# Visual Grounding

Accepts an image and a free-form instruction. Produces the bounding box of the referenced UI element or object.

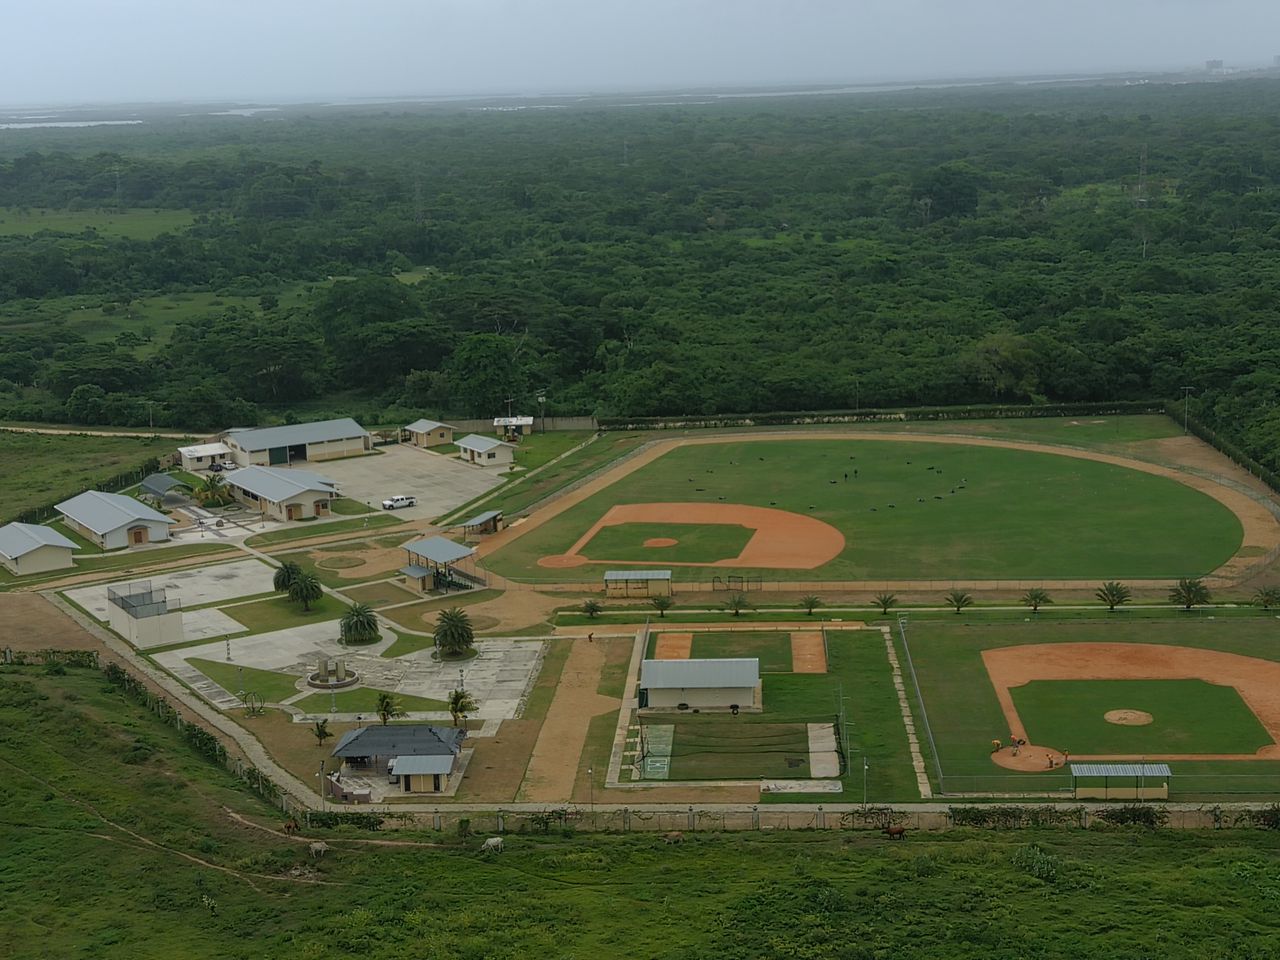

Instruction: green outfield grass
[1011,679,1273,755]
[901,619,1280,798]
[484,435,1243,582]
[648,630,795,672]
[581,522,754,564]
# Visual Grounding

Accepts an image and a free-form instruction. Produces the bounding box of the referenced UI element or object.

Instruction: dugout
[1069,763,1170,801]
[604,569,672,598]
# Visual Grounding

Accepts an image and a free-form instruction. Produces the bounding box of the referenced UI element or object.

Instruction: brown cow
[282,817,300,836]
[882,826,907,841]
[661,831,685,844]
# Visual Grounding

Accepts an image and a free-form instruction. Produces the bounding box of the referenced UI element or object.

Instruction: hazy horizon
[4,1,1280,106]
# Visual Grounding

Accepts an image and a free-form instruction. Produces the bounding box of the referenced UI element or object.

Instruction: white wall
[107,604,184,647]
[645,686,756,709]
[2,544,74,576]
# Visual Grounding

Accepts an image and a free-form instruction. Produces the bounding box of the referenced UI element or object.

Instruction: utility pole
[1180,386,1194,435]
[862,756,869,812]
[504,397,514,419]
[537,393,547,433]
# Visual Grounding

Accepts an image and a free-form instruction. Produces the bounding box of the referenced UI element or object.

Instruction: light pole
[537,393,547,433]
[1181,386,1194,435]
[587,765,594,820]
[862,756,869,812]
[317,760,326,812]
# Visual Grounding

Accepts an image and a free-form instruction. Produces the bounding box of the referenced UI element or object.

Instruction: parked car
[221,462,239,472]
[208,462,223,472]
[382,494,417,510]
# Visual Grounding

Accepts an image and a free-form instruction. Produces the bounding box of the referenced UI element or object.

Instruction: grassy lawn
[222,593,346,634]
[0,206,195,238]
[330,497,376,516]
[245,513,404,547]
[48,519,106,554]
[0,430,182,522]
[1011,679,1272,755]
[380,630,435,658]
[902,619,1280,797]
[511,431,594,471]
[186,658,301,703]
[693,631,795,672]
[291,689,448,714]
[647,718,810,779]
[486,436,1243,582]
[342,580,419,608]
[14,665,1280,958]
[581,522,753,563]
[377,589,502,631]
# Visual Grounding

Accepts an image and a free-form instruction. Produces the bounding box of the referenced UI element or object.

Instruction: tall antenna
[1135,144,1148,206]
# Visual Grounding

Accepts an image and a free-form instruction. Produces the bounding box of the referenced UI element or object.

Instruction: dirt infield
[538,502,845,570]
[789,632,827,673]
[983,642,1280,761]
[475,429,1280,586]
[654,633,693,659]
[1106,709,1154,726]
[644,537,679,548]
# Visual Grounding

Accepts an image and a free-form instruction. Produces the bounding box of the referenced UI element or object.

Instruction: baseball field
[482,433,1261,582]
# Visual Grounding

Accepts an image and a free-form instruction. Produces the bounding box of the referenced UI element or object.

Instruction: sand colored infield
[983,642,1280,762]
[790,632,828,673]
[1106,709,1154,726]
[540,501,845,570]
[644,537,679,548]
[654,633,693,659]
[992,746,1067,772]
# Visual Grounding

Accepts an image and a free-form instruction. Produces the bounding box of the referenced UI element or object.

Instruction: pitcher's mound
[992,745,1066,771]
[1105,709,1154,726]
[643,537,679,548]
[537,553,590,568]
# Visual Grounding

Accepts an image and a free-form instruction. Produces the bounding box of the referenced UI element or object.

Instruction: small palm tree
[435,608,475,658]
[1096,581,1132,612]
[312,719,333,747]
[722,593,752,617]
[194,473,232,507]
[650,596,674,618]
[448,688,478,727]
[1169,577,1211,611]
[874,592,898,616]
[1021,589,1052,613]
[376,692,406,726]
[581,599,603,619]
[1253,586,1280,610]
[945,590,973,614]
[288,571,323,612]
[800,596,823,616]
[273,560,302,593]
[340,602,380,645]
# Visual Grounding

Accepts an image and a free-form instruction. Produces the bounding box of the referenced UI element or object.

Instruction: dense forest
[1,81,1279,469]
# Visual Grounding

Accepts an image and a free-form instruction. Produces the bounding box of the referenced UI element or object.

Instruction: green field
[645,718,812,779]
[187,658,301,703]
[901,619,1280,797]
[582,522,754,563]
[484,436,1243,581]
[650,630,795,673]
[222,593,347,634]
[1011,679,1273,755]
[0,206,195,238]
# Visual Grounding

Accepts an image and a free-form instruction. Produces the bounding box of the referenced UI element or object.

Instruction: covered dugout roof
[404,536,474,565]
[226,417,368,452]
[0,522,77,560]
[460,509,502,528]
[641,658,760,690]
[604,570,672,581]
[1070,763,1172,778]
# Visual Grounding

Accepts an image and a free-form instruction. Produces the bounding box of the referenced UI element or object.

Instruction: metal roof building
[332,724,465,759]
[405,536,474,565]
[56,490,176,550]
[604,569,673,597]
[227,418,369,452]
[457,434,511,454]
[641,658,760,690]
[139,473,190,499]
[1069,763,1172,801]
[0,522,77,575]
[225,466,337,503]
[405,418,452,434]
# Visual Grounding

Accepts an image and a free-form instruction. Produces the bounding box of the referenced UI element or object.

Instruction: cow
[309,841,330,858]
[661,831,684,845]
[282,817,300,836]
[882,826,907,841]
[480,836,504,854]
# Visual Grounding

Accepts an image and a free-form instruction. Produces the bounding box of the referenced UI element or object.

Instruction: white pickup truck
[381,495,417,510]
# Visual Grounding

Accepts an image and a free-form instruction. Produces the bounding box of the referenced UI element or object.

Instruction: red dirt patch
[991,745,1067,771]
[654,633,693,659]
[1105,709,1154,726]
[983,642,1280,762]
[551,502,845,570]
[643,537,679,548]
[537,553,591,568]
[790,632,827,673]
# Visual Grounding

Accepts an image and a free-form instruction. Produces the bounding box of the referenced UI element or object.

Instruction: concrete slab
[807,722,840,778]
[65,558,276,621]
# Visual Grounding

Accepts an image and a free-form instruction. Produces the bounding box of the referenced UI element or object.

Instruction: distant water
[0,119,144,130]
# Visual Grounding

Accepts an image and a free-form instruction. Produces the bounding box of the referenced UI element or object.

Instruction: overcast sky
[5,0,1280,104]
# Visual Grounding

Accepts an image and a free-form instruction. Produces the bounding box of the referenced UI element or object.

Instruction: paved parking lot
[301,444,504,520]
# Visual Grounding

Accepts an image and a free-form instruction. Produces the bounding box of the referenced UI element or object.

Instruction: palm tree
[375,692,407,726]
[311,719,333,747]
[873,592,898,616]
[800,595,823,616]
[340,602,381,645]
[581,599,603,619]
[194,473,232,507]
[650,596,674,618]
[448,688,478,727]
[287,571,323,612]
[945,590,973,614]
[1021,589,1052,613]
[273,560,302,593]
[1169,577,1211,611]
[435,608,475,658]
[1253,586,1280,610]
[722,593,752,617]
[1096,581,1131,611]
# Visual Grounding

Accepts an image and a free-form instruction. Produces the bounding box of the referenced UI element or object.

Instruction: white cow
[480,836,504,854]
[309,841,330,858]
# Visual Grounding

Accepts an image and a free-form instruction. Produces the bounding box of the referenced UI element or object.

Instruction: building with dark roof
[332,724,467,794]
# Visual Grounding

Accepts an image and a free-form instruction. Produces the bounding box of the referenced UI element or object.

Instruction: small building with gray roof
[403,418,454,448]
[224,417,370,467]
[639,657,761,711]
[400,536,480,593]
[456,433,514,468]
[0,522,78,575]
[332,724,467,794]
[55,490,176,550]
[224,466,338,521]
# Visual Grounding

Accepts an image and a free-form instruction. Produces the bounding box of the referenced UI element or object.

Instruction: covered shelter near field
[56,490,176,550]
[331,724,466,795]
[224,417,370,467]
[224,466,338,521]
[403,418,455,448]
[639,657,761,711]
[1069,763,1171,801]
[0,522,77,575]
[459,509,503,539]
[138,473,191,506]
[494,415,534,440]
[604,569,673,598]
[400,536,481,593]
[457,434,514,468]
[177,441,232,472]
[106,580,184,648]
